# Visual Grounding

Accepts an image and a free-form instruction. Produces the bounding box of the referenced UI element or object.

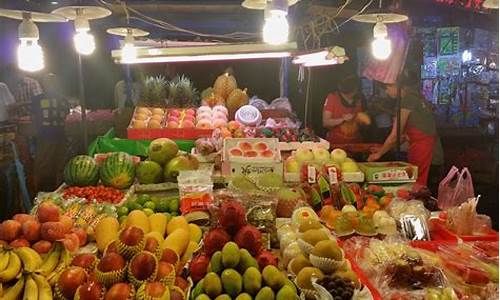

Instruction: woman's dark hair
[338,75,360,94]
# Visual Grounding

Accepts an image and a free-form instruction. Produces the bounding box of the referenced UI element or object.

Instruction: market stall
[0,1,498,300]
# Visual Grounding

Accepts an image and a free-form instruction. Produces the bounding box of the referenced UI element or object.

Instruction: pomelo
[148,138,179,165]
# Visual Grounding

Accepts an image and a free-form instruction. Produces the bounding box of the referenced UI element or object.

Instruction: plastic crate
[430,218,499,242]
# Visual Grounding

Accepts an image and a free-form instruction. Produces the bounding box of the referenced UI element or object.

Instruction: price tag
[308,165,316,184]
[328,167,338,184]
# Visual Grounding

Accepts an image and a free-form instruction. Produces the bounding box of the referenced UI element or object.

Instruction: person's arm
[368,108,411,161]
[323,110,353,128]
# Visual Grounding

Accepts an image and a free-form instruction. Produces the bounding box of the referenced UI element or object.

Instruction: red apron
[406,126,436,186]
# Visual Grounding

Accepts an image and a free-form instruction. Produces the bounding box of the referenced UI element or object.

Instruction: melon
[136,161,163,184]
[63,155,99,186]
[99,152,136,189]
[226,88,249,119]
[213,73,237,100]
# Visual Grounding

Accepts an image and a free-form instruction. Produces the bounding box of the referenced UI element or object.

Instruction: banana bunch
[0,244,72,300]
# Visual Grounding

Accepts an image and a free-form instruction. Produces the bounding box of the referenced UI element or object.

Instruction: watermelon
[99,152,136,189]
[63,155,100,186]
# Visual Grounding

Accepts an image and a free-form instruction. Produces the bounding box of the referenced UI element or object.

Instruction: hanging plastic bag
[437,166,475,210]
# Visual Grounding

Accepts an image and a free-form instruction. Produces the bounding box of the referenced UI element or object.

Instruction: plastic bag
[437,166,475,210]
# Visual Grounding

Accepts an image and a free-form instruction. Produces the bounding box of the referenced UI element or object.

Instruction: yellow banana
[32,273,53,300]
[0,250,10,272]
[23,275,38,300]
[0,252,22,282]
[14,247,43,273]
[36,244,61,276]
[47,246,72,287]
[2,276,25,300]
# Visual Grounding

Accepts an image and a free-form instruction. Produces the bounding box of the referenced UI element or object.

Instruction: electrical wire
[95,0,258,40]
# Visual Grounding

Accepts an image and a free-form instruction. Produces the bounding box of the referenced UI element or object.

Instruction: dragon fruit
[234,225,262,256]
[219,201,247,236]
[195,138,216,156]
[203,228,231,256]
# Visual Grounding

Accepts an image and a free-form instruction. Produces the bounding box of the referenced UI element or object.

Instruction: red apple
[119,226,144,246]
[98,253,126,272]
[58,267,88,299]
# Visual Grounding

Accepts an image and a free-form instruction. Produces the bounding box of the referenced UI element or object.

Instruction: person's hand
[367,152,382,162]
[343,114,354,122]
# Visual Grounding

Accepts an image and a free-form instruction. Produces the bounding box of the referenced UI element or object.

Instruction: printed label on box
[308,165,316,184]
[373,169,410,181]
[328,167,338,184]
[238,165,276,175]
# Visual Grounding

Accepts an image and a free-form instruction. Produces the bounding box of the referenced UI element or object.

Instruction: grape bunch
[318,276,355,300]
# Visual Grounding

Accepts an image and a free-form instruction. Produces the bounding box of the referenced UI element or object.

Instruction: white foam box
[221,138,283,177]
[278,138,330,152]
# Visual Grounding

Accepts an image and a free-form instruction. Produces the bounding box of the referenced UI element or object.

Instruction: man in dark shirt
[32,74,69,191]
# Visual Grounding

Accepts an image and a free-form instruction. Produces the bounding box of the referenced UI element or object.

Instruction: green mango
[221,269,242,298]
[243,267,262,296]
[203,272,223,298]
[238,249,259,273]
[222,242,240,269]
[210,251,223,274]
[255,287,275,300]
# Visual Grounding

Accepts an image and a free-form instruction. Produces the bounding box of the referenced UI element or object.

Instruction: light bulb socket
[18,19,39,40]
[266,0,288,16]
[373,21,388,39]
[74,16,90,32]
[124,34,134,45]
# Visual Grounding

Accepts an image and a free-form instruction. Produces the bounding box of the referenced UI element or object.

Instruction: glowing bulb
[17,39,44,72]
[371,37,391,60]
[263,12,289,45]
[122,42,137,63]
[74,30,95,55]
[462,50,472,63]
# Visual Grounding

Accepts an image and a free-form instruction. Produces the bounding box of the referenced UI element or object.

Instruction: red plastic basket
[430,218,499,242]
[127,127,213,140]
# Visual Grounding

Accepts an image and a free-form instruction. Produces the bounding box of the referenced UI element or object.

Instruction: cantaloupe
[126,210,150,234]
[162,228,190,255]
[166,216,189,235]
[95,217,120,252]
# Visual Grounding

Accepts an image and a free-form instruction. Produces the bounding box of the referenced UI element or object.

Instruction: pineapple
[141,75,168,106]
[168,75,199,108]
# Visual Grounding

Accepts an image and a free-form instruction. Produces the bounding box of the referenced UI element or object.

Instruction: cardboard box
[221,138,283,177]
[358,161,418,183]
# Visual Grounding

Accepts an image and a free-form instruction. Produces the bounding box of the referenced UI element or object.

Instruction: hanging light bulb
[263,0,289,45]
[17,17,44,72]
[371,21,391,60]
[121,33,137,63]
[73,13,95,55]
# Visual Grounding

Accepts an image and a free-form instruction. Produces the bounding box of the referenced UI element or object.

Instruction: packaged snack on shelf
[178,170,213,215]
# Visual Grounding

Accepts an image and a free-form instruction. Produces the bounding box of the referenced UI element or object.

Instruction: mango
[255,287,275,300]
[210,251,223,274]
[243,267,262,296]
[235,293,252,300]
[238,249,259,273]
[195,294,211,300]
[215,295,231,300]
[179,241,200,272]
[302,229,329,246]
[221,268,242,298]
[222,242,240,269]
[276,285,296,300]
[283,279,297,294]
[189,223,203,243]
[191,279,205,300]
[126,210,150,233]
[95,216,119,252]
[149,213,168,236]
[167,216,189,235]
[262,265,285,291]
[203,272,223,298]
[296,267,324,290]
[163,228,190,255]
